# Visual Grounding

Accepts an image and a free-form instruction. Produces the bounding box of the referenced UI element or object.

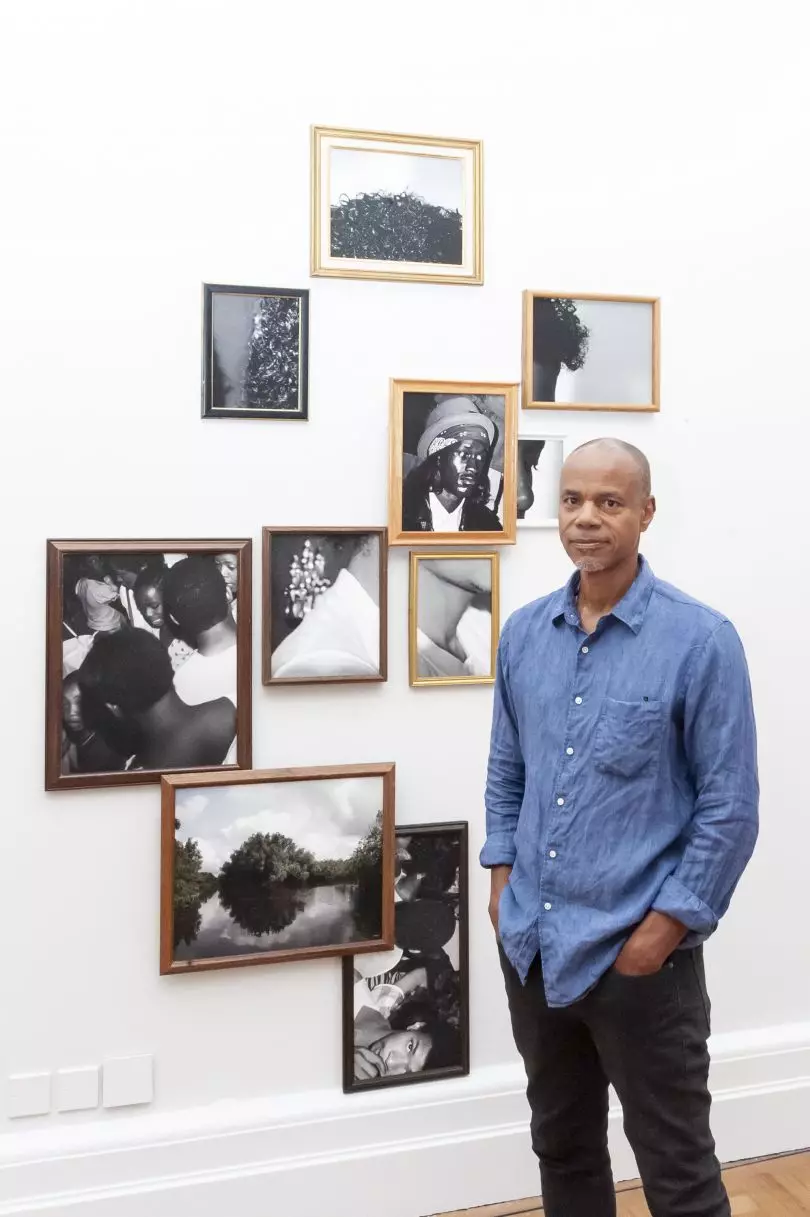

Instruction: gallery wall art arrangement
[46,123,660,1091]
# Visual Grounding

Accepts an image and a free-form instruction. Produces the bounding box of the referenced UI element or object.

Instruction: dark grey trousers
[499,945,730,1217]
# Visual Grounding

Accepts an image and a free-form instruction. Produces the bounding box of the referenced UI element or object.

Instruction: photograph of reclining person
[409,553,498,685]
[47,541,251,789]
[342,821,469,1092]
[263,528,387,684]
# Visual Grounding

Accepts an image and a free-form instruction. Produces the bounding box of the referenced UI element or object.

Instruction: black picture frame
[342,820,469,1093]
[201,283,309,421]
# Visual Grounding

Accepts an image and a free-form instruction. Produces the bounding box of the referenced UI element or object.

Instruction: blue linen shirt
[482,557,759,1007]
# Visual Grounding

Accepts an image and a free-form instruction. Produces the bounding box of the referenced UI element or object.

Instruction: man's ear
[640,495,656,533]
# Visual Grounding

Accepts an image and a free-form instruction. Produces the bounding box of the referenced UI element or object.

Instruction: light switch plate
[7,1072,51,1118]
[55,1066,99,1112]
[102,1055,153,1109]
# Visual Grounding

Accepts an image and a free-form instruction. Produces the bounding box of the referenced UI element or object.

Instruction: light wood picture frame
[262,526,388,685]
[389,379,518,547]
[311,126,483,285]
[522,291,660,412]
[46,539,252,790]
[161,763,396,975]
[409,552,499,687]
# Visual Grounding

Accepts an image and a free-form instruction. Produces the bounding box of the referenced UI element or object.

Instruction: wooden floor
[434,1150,810,1215]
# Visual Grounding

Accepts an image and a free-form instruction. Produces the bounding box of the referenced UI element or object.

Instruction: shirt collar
[551,555,655,635]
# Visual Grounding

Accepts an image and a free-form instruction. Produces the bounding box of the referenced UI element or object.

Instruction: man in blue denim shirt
[483,439,758,1217]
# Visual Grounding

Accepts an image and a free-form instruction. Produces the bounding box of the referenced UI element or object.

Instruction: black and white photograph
[517,436,566,528]
[523,291,660,412]
[161,764,395,974]
[342,821,469,1092]
[312,127,483,284]
[46,541,251,789]
[409,553,498,686]
[262,528,388,684]
[202,284,309,420]
[390,380,518,545]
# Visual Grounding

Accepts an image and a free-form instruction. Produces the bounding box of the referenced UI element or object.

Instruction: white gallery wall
[2,2,809,1214]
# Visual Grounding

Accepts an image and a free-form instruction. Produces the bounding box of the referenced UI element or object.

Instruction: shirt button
[544,902,552,911]
[566,747,574,756]
[557,796,565,806]
[549,850,557,859]
[581,645,589,654]
[574,696,583,705]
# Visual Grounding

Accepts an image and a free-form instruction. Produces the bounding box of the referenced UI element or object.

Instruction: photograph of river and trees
[160,765,395,974]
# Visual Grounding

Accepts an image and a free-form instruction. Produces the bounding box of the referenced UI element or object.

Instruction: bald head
[567,438,651,499]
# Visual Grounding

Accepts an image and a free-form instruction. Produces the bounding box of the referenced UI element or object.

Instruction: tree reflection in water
[218,882,307,937]
[173,900,202,948]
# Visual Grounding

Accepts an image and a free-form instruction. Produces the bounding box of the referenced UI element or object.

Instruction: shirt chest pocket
[593,698,663,779]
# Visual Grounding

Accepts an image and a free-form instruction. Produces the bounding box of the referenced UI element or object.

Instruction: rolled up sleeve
[652,620,759,933]
[480,622,525,869]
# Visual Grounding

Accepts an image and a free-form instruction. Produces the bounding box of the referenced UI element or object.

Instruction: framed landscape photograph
[409,553,499,687]
[342,821,469,1093]
[202,284,309,420]
[517,435,566,528]
[522,291,660,412]
[161,763,396,974]
[46,540,252,790]
[311,126,483,285]
[262,527,388,685]
[389,380,518,546]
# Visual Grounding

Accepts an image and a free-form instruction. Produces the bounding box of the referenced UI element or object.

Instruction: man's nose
[575,500,601,528]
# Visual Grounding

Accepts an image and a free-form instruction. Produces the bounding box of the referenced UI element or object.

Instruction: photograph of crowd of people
[342,821,469,1092]
[524,291,659,411]
[47,542,250,788]
[390,382,517,545]
[517,436,566,528]
[263,528,387,684]
[409,554,498,685]
[202,284,309,420]
[162,765,395,973]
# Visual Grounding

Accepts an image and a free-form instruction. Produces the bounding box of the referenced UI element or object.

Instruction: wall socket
[6,1055,153,1118]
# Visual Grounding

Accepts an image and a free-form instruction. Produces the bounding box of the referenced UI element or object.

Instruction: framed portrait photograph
[46,540,251,790]
[342,821,469,1093]
[409,553,499,687]
[160,763,395,975]
[389,380,518,546]
[311,126,483,285]
[262,527,388,685]
[202,284,309,420]
[517,435,566,528]
[522,291,660,412]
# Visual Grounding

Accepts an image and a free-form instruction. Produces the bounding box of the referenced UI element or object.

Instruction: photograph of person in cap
[390,382,518,545]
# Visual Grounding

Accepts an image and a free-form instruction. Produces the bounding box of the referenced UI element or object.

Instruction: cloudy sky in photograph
[174,777,382,875]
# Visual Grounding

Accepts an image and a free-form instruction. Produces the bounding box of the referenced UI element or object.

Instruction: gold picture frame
[311,126,483,285]
[389,379,518,547]
[409,552,499,688]
[522,290,661,412]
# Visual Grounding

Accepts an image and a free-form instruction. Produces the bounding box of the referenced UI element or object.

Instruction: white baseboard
[2,1022,808,1217]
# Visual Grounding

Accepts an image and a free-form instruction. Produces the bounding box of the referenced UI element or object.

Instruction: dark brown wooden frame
[261,526,388,685]
[341,820,470,1094]
[160,763,396,975]
[45,539,252,791]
